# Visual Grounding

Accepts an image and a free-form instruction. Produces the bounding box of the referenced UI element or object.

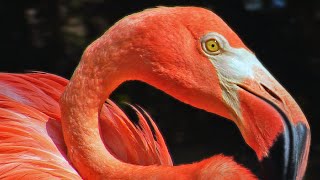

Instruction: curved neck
[59,47,182,178]
[60,49,121,177]
[59,41,255,179]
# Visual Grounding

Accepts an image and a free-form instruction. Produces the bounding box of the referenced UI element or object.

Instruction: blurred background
[0,0,319,179]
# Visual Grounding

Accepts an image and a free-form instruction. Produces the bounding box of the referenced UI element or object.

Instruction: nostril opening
[260,83,282,102]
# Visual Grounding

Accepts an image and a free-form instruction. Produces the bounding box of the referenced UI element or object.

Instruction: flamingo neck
[59,39,256,179]
[59,42,166,178]
[60,47,121,177]
[59,45,179,178]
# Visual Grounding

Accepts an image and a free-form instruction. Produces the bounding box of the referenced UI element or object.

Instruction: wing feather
[0,72,172,179]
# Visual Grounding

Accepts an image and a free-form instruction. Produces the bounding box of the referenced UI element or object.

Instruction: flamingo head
[85,6,310,179]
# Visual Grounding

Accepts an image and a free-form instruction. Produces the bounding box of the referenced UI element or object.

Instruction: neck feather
[60,50,120,177]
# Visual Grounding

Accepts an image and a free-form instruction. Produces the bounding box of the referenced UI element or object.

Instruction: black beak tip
[260,122,310,180]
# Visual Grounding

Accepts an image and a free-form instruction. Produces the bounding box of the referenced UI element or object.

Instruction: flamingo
[0,6,310,180]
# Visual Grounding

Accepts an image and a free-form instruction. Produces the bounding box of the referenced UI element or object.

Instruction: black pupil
[211,44,215,47]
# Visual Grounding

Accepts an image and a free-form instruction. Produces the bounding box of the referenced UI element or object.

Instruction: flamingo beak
[207,41,310,179]
[234,63,310,180]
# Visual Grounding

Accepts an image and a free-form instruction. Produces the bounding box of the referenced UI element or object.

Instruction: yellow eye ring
[202,38,222,55]
[204,39,220,53]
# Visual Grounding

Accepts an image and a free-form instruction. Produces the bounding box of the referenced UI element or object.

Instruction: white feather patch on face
[201,32,264,120]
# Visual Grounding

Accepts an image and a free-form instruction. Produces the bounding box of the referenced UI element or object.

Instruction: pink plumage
[0,73,171,179]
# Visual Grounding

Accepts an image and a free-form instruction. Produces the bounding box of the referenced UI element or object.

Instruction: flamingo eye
[205,39,220,52]
[202,38,221,55]
[201,33,226,56]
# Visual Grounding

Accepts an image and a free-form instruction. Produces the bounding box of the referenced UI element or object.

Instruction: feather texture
[0,72,172,179]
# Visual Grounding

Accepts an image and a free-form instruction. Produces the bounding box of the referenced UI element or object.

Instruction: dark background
[1,0,319,179]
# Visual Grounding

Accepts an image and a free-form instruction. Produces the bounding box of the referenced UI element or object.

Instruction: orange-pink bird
[0,7,310,179]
